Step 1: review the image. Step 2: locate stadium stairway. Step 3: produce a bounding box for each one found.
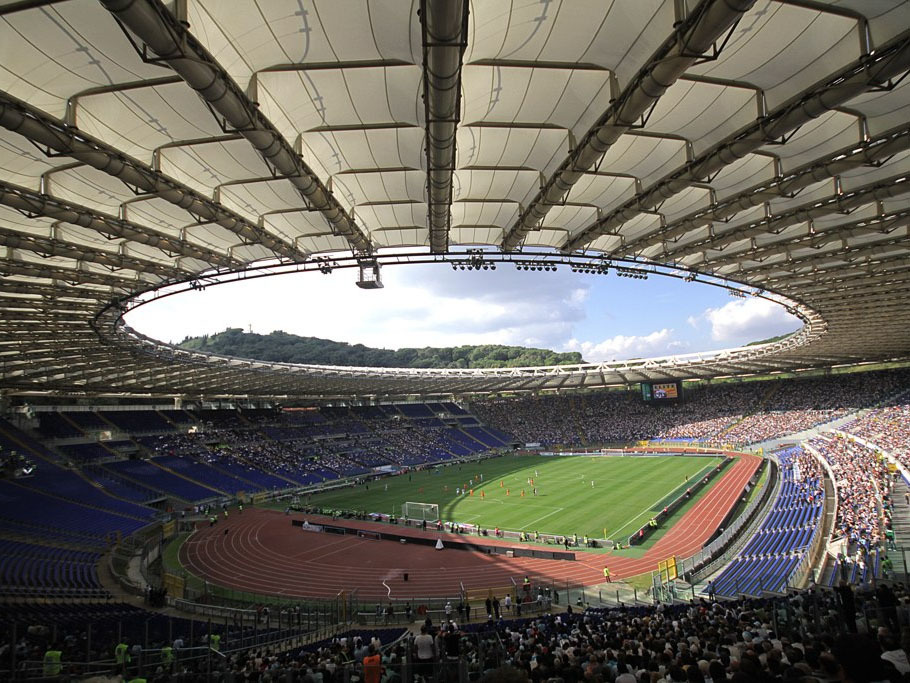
[149,459,230,497]
[715,382,785,440]
[570,395,587,446]
[231,453,306,488]
[204,457,286,491]
[57,412,90,438]
[714,383,780,440]
[458,427,492,450]
[155,409,185,430]
[887,480,910,576]
[0,418,67,465]
[6,477,153,523]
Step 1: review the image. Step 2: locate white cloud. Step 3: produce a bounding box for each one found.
[564,328,680,362]
[125,263,593,350]
[702,297,801,343]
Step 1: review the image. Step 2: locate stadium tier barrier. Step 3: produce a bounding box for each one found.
[290,505,620,548]
[0,600,404,682]
[7,586,907,682]
[289,518,577,561]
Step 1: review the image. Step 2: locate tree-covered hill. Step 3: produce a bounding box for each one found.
[178,329,586,368]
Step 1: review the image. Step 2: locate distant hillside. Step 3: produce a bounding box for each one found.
[178,329,586,369]
[746,333,794,346]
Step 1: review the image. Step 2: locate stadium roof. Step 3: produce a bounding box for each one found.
[0,0,909,400]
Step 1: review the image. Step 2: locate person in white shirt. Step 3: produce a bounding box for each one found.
[413,625,436,675]
[879,634,910,674]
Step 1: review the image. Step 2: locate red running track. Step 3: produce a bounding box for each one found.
[180,453,760,600]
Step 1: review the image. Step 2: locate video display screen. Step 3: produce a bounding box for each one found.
[652,382,678,399]
[641,381,682,402]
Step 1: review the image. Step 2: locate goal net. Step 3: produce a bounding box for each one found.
[402,502,440,521]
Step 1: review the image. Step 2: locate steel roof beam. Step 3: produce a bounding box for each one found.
[0,180,239,270]
[802,277,910,298]
[259,59,414,74]
[564,31,910,252]
[0,282,111,300]
[501,0,757,250]
[614,124,910,255]
[0,310,94,323]
[739,244,910,279]
[760,251,910,282]
[0,332,100,345]
[0,261,146,289]
[787,269,910,293]
[0,227,196,279]
[0,302,97,316]
[0,92,304,263]
[102,0,373,255]
[659,174,910,261]
[421,0,470,252]
[771,261,910,288]
[703,210,910,268]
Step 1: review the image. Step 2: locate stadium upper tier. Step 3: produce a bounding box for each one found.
[1,1,909,398]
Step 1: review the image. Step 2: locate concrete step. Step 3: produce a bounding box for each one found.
[890,483,910,548]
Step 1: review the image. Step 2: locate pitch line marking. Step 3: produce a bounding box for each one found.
[307,538,370,563]
[604,500,665,540]
[524,506,565,528]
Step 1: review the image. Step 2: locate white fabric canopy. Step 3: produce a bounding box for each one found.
[0,0,907,398]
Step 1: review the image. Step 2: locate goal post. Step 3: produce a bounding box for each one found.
[402,502,439,521]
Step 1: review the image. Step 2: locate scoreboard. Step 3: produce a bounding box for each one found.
[641,381,682,402]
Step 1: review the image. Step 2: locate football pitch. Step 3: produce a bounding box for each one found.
[299,454,722,541]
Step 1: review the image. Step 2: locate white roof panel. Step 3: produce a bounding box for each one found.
[647,81,756,155]
[301,127,426,179]
[0,0,164,118]
[257,66,422,139]
[461,65,612,138]
[46,166,135,214]
[690,2,859,109]
[767,110,861,171]
[453,169,539,204]
[452,202,519,232]
[457,126,568,175]
[596,135,688,189]
[0,130,62,189]
[353,203,427,235]
[158,139,273,196]
[333,170,426,207]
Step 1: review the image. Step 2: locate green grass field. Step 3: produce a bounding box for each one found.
[290,454,721,541]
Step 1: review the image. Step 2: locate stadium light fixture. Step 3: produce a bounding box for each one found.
[356,259,383,289]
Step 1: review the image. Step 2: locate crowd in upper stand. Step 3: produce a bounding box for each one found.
[472,370,909,447]
[841,398,910,469]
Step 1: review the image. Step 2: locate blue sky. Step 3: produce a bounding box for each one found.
[126,262,802,363]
